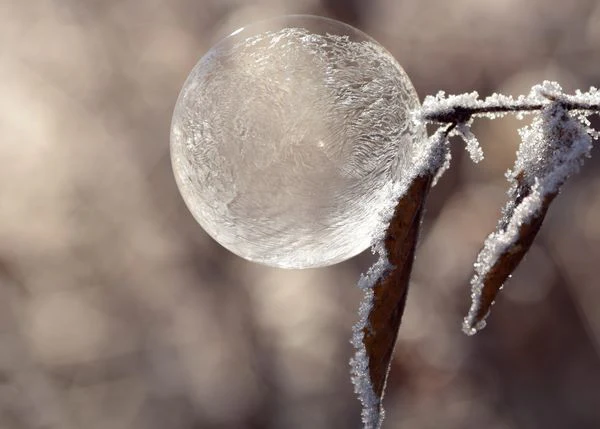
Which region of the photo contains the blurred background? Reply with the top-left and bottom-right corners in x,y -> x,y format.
2,0 -> 600,428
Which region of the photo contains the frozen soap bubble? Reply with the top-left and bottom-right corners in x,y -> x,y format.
170,15 -> 424,268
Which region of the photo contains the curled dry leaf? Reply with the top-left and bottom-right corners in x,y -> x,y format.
463,103 -> 592,334
353,173 -> 432,428
462,175 -> 557,334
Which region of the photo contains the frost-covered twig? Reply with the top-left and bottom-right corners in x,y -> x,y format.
416,81 -> 599,335
353,81 -> 599,429
420,82 -> 600,124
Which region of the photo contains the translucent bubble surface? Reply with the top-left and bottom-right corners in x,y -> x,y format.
170,15 -> 424,268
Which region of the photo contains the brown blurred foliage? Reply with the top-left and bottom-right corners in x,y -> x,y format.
1,0 -> 600,428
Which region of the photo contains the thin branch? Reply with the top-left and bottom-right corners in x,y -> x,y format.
423,102 -> 544,123
420,87 -> 600,124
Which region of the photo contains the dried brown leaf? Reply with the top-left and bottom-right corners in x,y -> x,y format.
463,174 -> 557,334
359,173 -> 432,423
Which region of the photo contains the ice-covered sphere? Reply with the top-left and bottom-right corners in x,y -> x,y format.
171,15 -> 424,268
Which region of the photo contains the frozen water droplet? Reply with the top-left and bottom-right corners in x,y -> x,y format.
171,15 -> 424,268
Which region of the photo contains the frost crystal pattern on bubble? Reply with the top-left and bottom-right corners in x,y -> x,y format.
170,17 -> 425,269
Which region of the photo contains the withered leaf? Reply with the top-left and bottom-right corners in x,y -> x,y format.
463,104 -> 591,335
359,173 -> 432,426
463,173 -> 557,334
